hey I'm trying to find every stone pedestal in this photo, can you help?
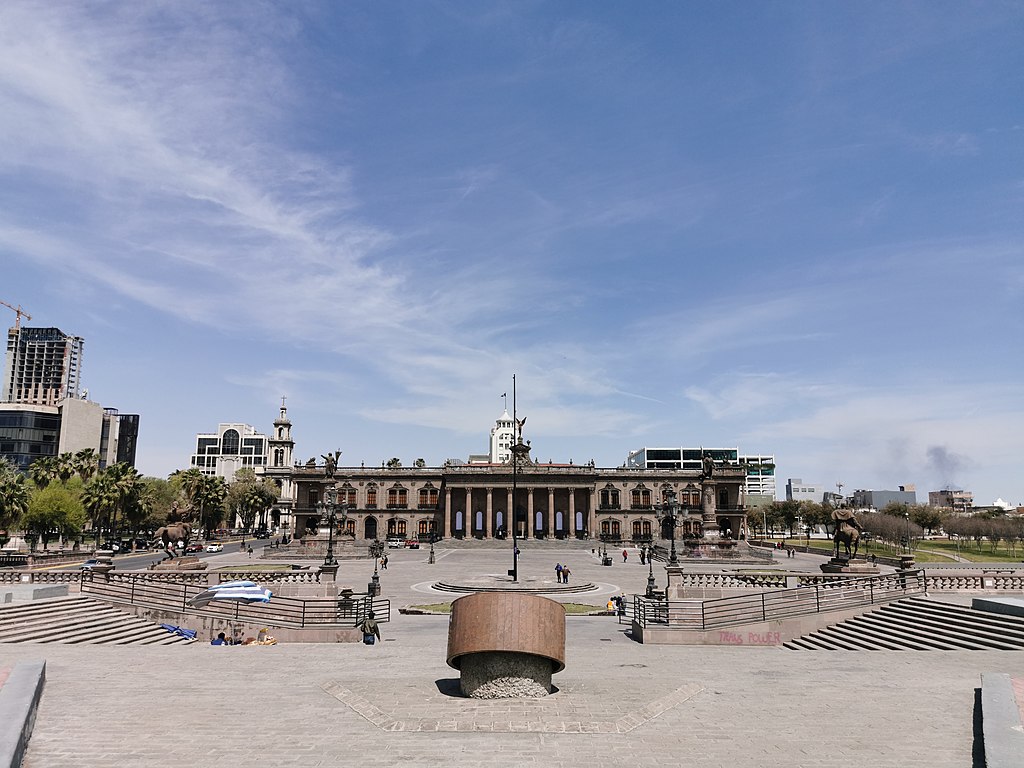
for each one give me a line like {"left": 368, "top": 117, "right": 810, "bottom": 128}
{"left": 319, "top": 562, "right": 339, "bottom": 583}
{"left": 151, "top": 555, "right": 207, "bottom": 571}
{"left": 447, "top": 592, "right": 565, "bottom": 698}
{"left": 820, "top": 557, "right": 880, "bottom": 574}
{"left": 91, "top": 550, "right": 116, "bottom": 576}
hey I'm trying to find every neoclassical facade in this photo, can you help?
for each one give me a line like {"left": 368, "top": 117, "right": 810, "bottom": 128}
{"left": 258, "top": 406, "right": 748, "bottom": 543}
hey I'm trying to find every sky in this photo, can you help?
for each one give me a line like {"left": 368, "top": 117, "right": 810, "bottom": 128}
{"left": 1, "top": 1, "right": 1022, "bottom": 505}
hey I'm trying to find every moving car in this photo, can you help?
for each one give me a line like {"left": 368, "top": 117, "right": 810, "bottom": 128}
{"left": 205, "top": 543, "right": 224, "bottom": 553}
{"left": 80, "top": 559, "right": 103, "bottom": 571}
{"left": 185, "top": 543, "right": 204, "bottom": 553}
{"left": 404, "top": 539, "right": 420, "bottom": 549}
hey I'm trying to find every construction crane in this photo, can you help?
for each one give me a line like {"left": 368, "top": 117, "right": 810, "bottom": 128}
{"left": 0, "top": 300, "right": 32, "bottom": 330}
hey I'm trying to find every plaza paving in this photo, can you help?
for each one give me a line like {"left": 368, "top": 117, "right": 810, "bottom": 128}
{"left": 4, "top": 543, "right": 1019, "bottom": 767}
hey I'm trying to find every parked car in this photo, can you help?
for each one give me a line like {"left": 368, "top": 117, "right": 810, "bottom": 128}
{"left": 205, "top": 543, "right": 224, "bottom": 553}
{"left": 404, "top": 539, "right": 420, "bottom": 549}
{"left": 386, "top": 538, "right": 404, "bottom": 549}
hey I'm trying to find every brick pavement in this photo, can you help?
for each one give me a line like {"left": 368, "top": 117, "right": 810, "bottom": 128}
{"left": 4, "top": 544, "right": 1016, "bottom": 767}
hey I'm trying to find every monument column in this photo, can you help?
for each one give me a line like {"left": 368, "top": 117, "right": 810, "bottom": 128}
{"left": 444, "top": 487, "right": 452, "bottom": 539}
{"left": 548, "top": 488, "right": 555, "bottom": 537}
{"left": 485, "top": 487, "right": 493, "bottom": 539}
{"left": 465, "top": 486, "right": 473, "bottom": 538}
{"left": 527, "top": 487, "right": 535, "bottom": 539}
{"left": 506, "top": 488, "right": 513, "bottom": 538}
{"left": 568, "top": 488, "right": 576, "bottom": 537}
{"left": 701, "top": 480, "right": 719, "bottom": 540}
{"left": 588, "top": 487, "right": 597, "bottom": 539}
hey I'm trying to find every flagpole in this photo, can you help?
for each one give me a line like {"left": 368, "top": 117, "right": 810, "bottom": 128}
{"left": 510, "top": 374, "right": 519, "bottom": 582}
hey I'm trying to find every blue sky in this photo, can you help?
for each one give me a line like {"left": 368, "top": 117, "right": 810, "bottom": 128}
{"left": 1, "top": 2, "right": 1022, "bottom": 504}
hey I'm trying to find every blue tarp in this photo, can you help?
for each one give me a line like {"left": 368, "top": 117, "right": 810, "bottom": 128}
{"left": 159, "top": 623, "right": 198, "bottom": 640}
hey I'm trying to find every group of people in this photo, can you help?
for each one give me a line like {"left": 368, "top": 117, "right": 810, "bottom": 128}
{"left": 210, "top": 628, "right": 277, "bottom": 646}
{"left": 553, "top": 562, "right": 572, "bottom": 583}
{"left": 606, "top": 594, "right": 627, "bottom": 615}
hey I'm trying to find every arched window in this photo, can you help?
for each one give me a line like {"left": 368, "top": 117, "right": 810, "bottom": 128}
{"left": 221, "top": 429, "right": 240, "bottom": 455}
{"left": 273, "top": 448, "right": 284, "bottom": 467}
{"left": 339, "top": 483, "right": 356, "bottom": 506}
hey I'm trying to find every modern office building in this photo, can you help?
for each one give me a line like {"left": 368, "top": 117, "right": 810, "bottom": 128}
{"left": 2, "top": 326, "right": 84, "bottom": 406}
{"left": 928, "top": 488, "right": 973, "bottom": 514}
{"left": 0, "top": 398, "right": 137, "bottom": 471}
{"left": 468, "top": 409, "right": 516, "bottom": 464}
{"left": 627, "top": 447, "right": 776, "bottom": 500}
{"left": 786, "top": 478, "right": 826, "bottom": 503}
{"left": 191, "top": 423, "right": 270, "bottom": 478}
{"left": 1, "top": 324, "right": 138, "bottom": 471}
{"left": 851, "top": 485, "right": 917, "bottom": 510}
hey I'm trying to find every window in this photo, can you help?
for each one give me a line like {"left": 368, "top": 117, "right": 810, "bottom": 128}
{"left": 221, "top": 429, "right": 240, "bottom": 455}
{"left": 418, "top": 486, "right": 439, "bottom": 508}
{"left": 630, "top": 487, "right": 652, "bottom": 509}
{"left": 600, "top": 487, "right": 620, "bottom": 509}
{"left": 387, "top": 487, "right": 408, "bottom": 509}
{"left": 366, "top": 485, "right": 377, "bottom": 508}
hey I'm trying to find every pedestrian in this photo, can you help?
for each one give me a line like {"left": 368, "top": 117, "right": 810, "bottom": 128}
{"left": 555, "top": 562, "right": 563, "bottom": 583}
{"left": 562, "top": 565, "right": 570, "bottom": 584}
{"left": 639, "top": 548, "right": 646, "bottom": 565}
{"left": 247, "top": 546, "right": 253, "bottom": 558}
{"left": 871, "top": 553, "right": 877, "bottom": 565}
{"left": 357, "top": 611, "right": 381, "bottom": 645}
{"left": 622, "top": 548, "right": 628, "bottom": 562}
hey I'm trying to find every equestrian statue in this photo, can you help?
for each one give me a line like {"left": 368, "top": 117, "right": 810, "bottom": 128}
{"left": 831, "top": 508, "right": 863, "bottom": 560}
{"left": 152, "top": 501, "right": 197, "bottom": 561}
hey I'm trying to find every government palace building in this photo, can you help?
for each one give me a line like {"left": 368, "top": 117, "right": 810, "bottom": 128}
{"left": 257, "top": 404, "right": 749, "bottom": 545}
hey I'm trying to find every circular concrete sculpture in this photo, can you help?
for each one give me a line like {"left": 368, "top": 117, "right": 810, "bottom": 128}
{"left": 446, "top": 592, "right": 566, "bottom": 699}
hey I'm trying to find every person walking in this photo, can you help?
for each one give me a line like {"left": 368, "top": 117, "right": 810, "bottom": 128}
{"left": 622, "top": 548, "right": 628, "bottom": 562}
{"left": 562, "top": 565, "right": 571, "bottom": 584}
{"left": 555, "top": 562, "right": 563, "bottom": 583}
{"left": 382, "top": 554, "right": 389, "bottom": 570}
{"left": 358, "top": 611, "right": 381, "bottom": 645}
{"left": 639, "top": 548, "right": 646, "bottom": 565}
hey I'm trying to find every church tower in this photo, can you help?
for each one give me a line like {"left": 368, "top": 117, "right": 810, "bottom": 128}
{"left": 268, "top": 399, "right": 294, "bottom": 469}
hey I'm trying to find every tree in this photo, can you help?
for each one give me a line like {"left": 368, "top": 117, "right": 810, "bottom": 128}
{"left": 226, "top": 468, "right": 278, "bottom": 532}
{"left": 28, "top": 456, "right": 57, "bottom": 489}
{"left": 0, "top": 459, "right": 30, "bottom": 535}
{"left": 909, "top": 504, "right": 944, "bottom": 535}
{"left": 23, "top": 483, "right": 86, "bottom": 549}
{"left": 82, "top": 473, "right": 117, "bottom": 544}
{"left": 54, "top": 452, "right": 77, "bottom": 485}
{"left": 74, "top": 448, "right": 99, "bottom": 483}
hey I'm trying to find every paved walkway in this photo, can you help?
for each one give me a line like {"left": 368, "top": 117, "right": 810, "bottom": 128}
{"left": 5, "top": 543, "right": 1017, "bottom": 767}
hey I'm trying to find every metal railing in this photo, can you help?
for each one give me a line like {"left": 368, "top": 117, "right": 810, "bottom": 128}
{"left": 631, "top": 570, "right": 927, "bottom": 630}
{"left": 76, "top": 572, "right": 390, "bottom": 627}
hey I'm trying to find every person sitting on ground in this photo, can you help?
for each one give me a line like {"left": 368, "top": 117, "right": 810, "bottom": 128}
{"left": 211, "top": 632, "right": 228, "bottom": 646}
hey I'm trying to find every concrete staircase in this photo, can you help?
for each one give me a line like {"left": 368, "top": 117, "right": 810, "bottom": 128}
{"left": 0, "top": 595, "right": 194, "bottom": 645}
{"left": 784, "top": 596, "right": 1024, "bottom": 651}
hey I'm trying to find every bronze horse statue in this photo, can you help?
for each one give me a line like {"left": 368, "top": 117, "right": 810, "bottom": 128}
{"left": 832, "top": 509, "right": 862, "bottom": 560}
{"left": 152, "top": 522, "right": 193, "bottom": 560}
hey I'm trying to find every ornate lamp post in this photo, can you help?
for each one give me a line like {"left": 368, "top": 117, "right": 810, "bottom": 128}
{"left": 654, "top": 489, "right": 681, "bottom": 567}
{"left": 315, "top": 486, "right": 348, "bottom": 572}
{"left": 428, "top": 532, "right": 436, "bottom": 564}
{"left": 646, "top": 544, "right": 657, "bottom": 597}
{"left": 368, "top": 539, "right": 385, "bottom": 596}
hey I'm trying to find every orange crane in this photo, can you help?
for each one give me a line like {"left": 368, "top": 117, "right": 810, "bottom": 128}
{"left": 0, "top": 300, "right": 32, "bottom": 330}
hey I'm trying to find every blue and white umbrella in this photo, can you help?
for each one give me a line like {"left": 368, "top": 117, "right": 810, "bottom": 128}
{"left": 188, "top": 580, "right": 272, "bottom": 608}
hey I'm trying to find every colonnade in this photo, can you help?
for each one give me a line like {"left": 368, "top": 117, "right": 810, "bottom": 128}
{"left": 441, "top": 485, "right": 594, "bottom": 539}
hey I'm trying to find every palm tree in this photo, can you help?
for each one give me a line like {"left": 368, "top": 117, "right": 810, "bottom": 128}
{"left": 29, "top": 456, "right": 57, "bottom": 489}
{"left": 0, "top": 459, "right": 30, "bottom": 533}
{"left": 82, "top": 473, "right": 117, "bottom": 545}
{"left": 105, "top": 463, "right": 145, "bottom": 542}
{"left": 74, "top": 448, "right": 99, "bottom": 483}
{"left": 55, "top": 452, "right": 77, "bottom": 484}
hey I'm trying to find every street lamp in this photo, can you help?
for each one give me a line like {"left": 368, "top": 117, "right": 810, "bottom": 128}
{"left": 315, "top": 486, "right": 348, "bottom": 570}
{"left": 654, "top": 489, "right": 681, "bottom": 567}
{"left": 646, "top": 543, "right": 657, "bottom": 597}
{"left": 368, "top": 539, "right": 385, "bottom": 595}
{"left": 428, "top": 532, "right": 436, "bottom": 564}
{"left": 904, "top": 511, "right": 911, "bottom": 554}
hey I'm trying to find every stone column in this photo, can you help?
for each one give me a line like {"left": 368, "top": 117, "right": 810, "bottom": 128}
{"left": 506, "top": 488, "right": 513, "bottom": 538}
{"left": 701, "top": 480, "right": 719, "bottom": 540}
{"left": 527, "top": 488, "right": 535, "bottom": 539}
{"left": 485, "top": 488, "right": 493, "bottom": 539}
{"left": 568, "top": 488, "right": 576, "bottom": 537}
{"left": 444, "top": 487, "right": 452, "bottom": 539}
{"left": 588, "top": 487, "right": 597, "bottom": 539}
{"left": 465, "top": 487, "right": 473, "bottom": 538}
{"left": 548, "top": 488, "right": 555, "bottom": 537}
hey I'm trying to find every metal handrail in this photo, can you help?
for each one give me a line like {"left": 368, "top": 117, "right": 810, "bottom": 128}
{"left": 78, "top": 572, "right": 390, "bottom": 626}
{"left": 631, "top": 570, "right": 926, "bottom": 630}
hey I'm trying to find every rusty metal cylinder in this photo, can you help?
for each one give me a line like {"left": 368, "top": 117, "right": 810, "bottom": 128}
{"left": 447, "top": 592, "right": 566, "bottom": 691}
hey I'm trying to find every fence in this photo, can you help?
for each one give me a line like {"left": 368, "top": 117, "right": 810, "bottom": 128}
{"left": 631, "top": 570, "right": 927, "bottom": 630}
{"left": 69, "top": 572, "right": 390, "bottom": 627}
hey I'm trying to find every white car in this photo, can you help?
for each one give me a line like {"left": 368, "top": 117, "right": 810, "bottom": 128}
{"left": 205, "top": 543, "right": 224, "bottom": 553}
